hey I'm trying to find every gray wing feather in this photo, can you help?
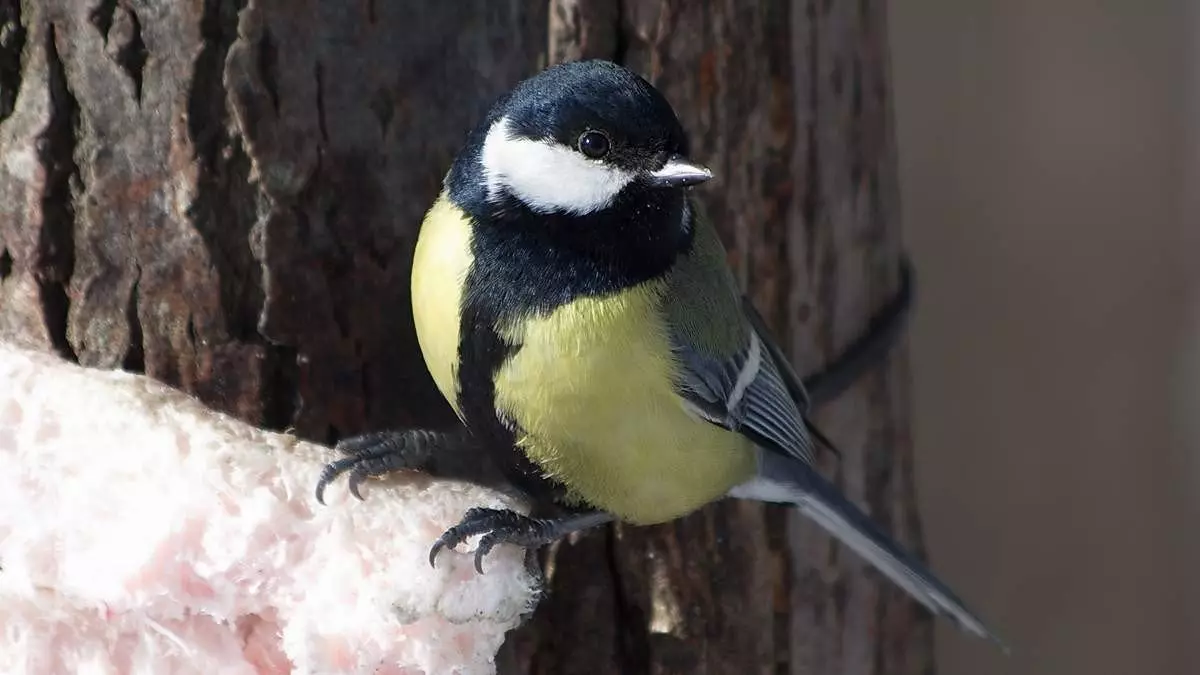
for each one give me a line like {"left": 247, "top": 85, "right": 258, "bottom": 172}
{"left": 673, "top": 328, "right": 817, "bottom": 465}
{"left": 741, "top": 298, "right": 811, "bottom": 413}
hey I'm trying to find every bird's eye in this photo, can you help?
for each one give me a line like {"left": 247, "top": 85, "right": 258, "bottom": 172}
{"left": 577, "top": 130, "right": 611, "bottom": 159}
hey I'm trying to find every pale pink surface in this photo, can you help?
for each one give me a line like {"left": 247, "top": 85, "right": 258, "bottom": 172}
{"left": 0, "top": 343, "right": 537, "bottom": 675}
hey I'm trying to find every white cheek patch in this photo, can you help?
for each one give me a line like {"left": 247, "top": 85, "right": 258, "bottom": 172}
{"left": 480, "top": 117, "right": 636, "bottom": 216}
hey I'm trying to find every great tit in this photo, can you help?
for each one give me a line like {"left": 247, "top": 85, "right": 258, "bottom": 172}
{"left": 316, "top": 59, "right": 1003, "bottom": 647}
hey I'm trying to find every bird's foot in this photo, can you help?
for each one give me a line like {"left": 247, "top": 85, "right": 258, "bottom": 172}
{"left": 429, "top": 507, "right": 559, "bottom": 575}
{"left": 315, "top": 430, "right": 439, "bottom": 504}
{"left": 429, "top": 507, "right": 614, "bottom": 575}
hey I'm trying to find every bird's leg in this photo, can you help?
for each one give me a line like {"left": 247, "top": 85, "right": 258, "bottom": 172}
{"left": 315, "top": 428, "right": 507, "bottom": 504}
{"left": 429, "top": 507, "right": 614, "bottom": 575}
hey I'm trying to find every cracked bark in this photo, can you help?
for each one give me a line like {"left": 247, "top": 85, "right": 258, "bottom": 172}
{"left": 0, "top": 1, "right": 931, "bottom": 673}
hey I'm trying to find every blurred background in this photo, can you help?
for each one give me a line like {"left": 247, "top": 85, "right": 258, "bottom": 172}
{"left": 889, "top": 2, "right": 1198, "bottom": 674}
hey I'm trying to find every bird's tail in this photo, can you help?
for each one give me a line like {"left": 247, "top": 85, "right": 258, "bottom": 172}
{"left": 749, "top": 450, "right": 1008, "bottom": 651}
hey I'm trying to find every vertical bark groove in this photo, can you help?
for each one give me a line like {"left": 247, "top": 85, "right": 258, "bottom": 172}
{"left": 39, "top": 22, "right": 79, "bottom": 362}
{"left": 187, "top": 0, "right": 259, "bottom": 345}
{"left": 86, "top": 0, "right": 116, "bottom": 41}
{"left": 109, "top": 5, "right": 147, "bottom": 103}
{"left": 0, "top": 0, "right": 25, "bottom": 125}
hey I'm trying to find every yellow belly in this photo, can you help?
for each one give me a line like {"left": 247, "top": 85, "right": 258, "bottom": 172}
{"left": 493, "top": 282, "right": 757, "bottom": 524}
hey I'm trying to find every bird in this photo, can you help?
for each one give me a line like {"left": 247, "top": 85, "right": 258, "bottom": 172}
{"left": 315, "top": 58, "right": 1004, "bottom": 649}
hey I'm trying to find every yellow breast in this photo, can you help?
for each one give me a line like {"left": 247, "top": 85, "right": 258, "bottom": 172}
{"left": 493, "top": 283, "right": 757, "bottom": 524}
{"left": 411, "top": 194, "right": 473, "bottom": 419}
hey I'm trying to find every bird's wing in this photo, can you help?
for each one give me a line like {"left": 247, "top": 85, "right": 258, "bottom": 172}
{"left": 741, "top": 296, "right": 811, "bottom": 414}
{"left": 671, "top": 319, "right": 818, "bottom": 465}
{"left": 664, "top": 203, "right": 817, "bottom": 465}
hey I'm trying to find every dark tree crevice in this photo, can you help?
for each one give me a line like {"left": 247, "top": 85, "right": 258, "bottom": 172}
{"left": 256, "top": 25, "right": 279, "bottom": 114}
{"left": 87, "top": 0, "right": 117, "bottom": 42}
{"left": 261, "top": 343, "right": 300, "bottom": 432}
{"left": 113, "top": 6, "right": 148, "bottom": 103}
{"left": 39, "top": 23, "right": 80, "bottom": 363}
{"left": 313, "top": 62, "right": 329, "bottom": 144}
{"left": 122, "top": 270, "right": 145, "bottom": 372}
{"left": 0, "top": 0, "right": 26, "bottom": 125}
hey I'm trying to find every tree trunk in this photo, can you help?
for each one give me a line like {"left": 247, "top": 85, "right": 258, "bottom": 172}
{"left": 0, "top": 1, "right": 931, "bottom": 673}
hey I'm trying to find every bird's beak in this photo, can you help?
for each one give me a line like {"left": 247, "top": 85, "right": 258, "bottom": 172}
{"left": 646, "top": 156, "right": 713, "bottom": 188}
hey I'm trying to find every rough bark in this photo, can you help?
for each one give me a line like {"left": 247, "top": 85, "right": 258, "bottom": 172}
{"left": 0, "top": 1, "right": 931, "bottom": 673}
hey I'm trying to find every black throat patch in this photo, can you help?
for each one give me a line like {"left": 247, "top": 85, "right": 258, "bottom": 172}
{"left": 447, "top": 176, "right": 694, "bottom": 506}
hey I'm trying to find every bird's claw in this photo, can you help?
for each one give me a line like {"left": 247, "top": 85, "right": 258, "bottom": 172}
{"left": 314, "top": 431, "right": 432, "bottom": 505}
{"left": 429, "top": 507, "right": 556, "bottom": 574}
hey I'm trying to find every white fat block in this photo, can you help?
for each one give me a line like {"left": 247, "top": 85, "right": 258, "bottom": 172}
{"left": 0, "top": 342, "right": 537, "bottom": 675}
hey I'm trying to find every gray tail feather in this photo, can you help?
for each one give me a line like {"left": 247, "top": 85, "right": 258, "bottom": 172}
{"left": 755, "top": 451, "right": 1009, "bottom": 651}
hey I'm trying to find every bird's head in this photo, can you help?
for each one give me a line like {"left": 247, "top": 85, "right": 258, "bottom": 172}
{"left": 451, "top": 59, "right": 711, "bottom": 218}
